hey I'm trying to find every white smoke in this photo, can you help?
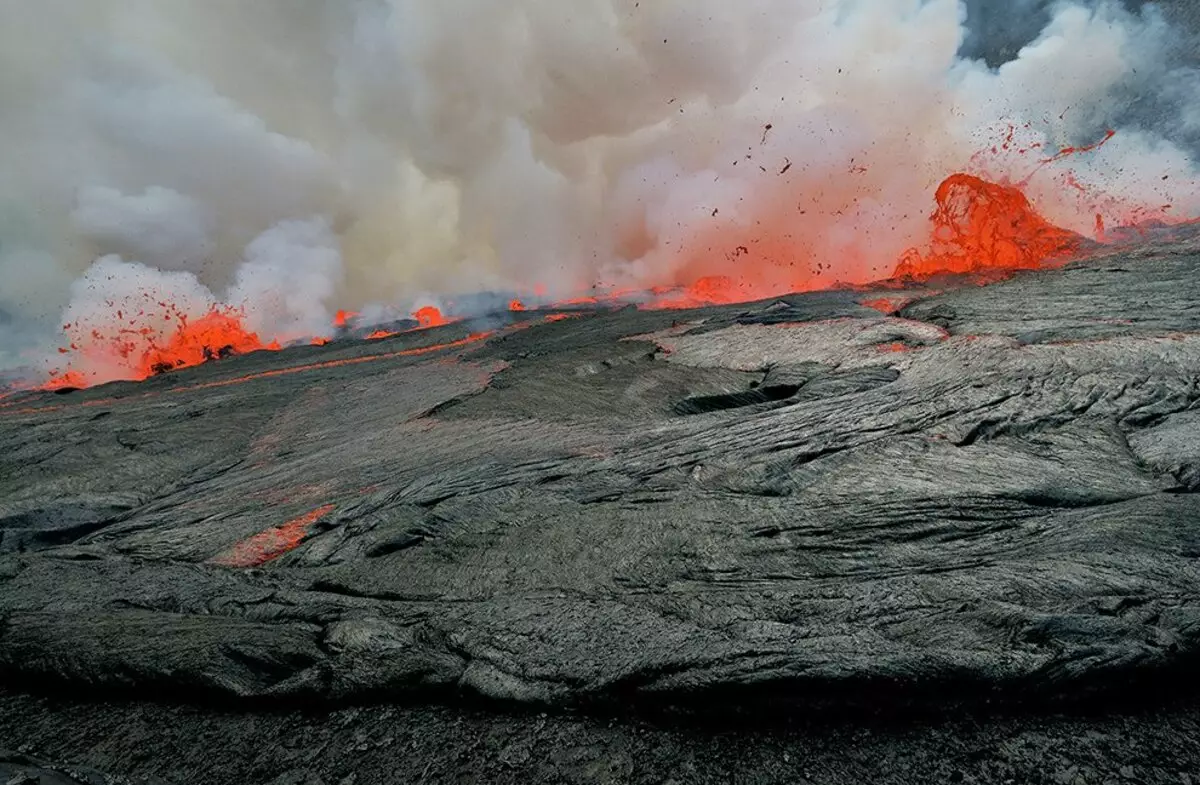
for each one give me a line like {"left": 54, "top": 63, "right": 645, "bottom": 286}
{"left": 0, "top": 0, "right": 1197, "bottom": 382}
{"left": 229, "top": 217, "right": 342, "bottom": 342}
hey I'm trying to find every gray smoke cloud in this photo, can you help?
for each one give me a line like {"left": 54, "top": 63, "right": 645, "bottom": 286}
{"left": 1, "top": 0, "right": 1197, "bottom": 384}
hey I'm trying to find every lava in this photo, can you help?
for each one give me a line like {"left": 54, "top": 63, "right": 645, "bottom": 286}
{"left": 20, "top": 136, "right": 1197, "bottom": 396}
{"left": 860, "top": 296, "right": 917, "bottom": 315}
{"left": 38, "top": 302, "right": 464, "bottom": 392}
{"left": 210, "top": 503, "right": 335, "bottom": 567}
{"left": 41, "top": 306, "right": 269, "bottom": 391}
{"left": 892, "top": 174, "right": 1086, "bottom": 280}
{"left": 414, "top": 306, "right": 449, "bottom": 328}
{"left": 3, "top": 330, "right": 500, "bottom": 418}
{"left": 1043, "top": 129, "right": 1116, "bottom": 165}
{"left": 139, "top": 311, "right": 267, "bottom": 377}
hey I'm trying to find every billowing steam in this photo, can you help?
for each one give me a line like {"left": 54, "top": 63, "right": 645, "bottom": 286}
{"left": 0, "top": 0, "right": 1197, "bottom": 383}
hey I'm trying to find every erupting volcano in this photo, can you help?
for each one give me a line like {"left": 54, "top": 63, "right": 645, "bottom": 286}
{"left": 8, "top": 2, "right": 1200, "bottom": 783}
{"left": 26, "top": 158, "right": 1191, "bottom": 393}
{"left": 39, "top": 301, "right": 460, "bottom": 390}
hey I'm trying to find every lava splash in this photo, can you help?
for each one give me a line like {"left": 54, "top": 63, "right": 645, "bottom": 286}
{"left": 141, "top": 311, "right": 272, "bottom": 377}
{"left": 45, "top": 306, "right": 269, "bottom": 390}
{"left": 893, "top": 174, "right": 1086, "bottom": 280}
{"left": 24, "top": 165, "right": 1186, "bottom": 394}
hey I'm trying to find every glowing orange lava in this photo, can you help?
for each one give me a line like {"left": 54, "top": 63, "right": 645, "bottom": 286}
{"left": 23, "top": 127, "right": 1195, "bottom": 398}
{"left": 860, "top": 296, "right": 916, "bottom": 315}
{"left": 414, "top": 306, "right": 449, "bottom": 328}
{"left": 139, "top": 311, "right": 267, "bottom": 377}
{"left": 892, "top": 174, "right": 1085, "bottom": 280}
{"left": 41, "top": 306, "right": 269, "bottom": 390}
{"left": 210, "top": 503, "right": 335, "bottom": 567}
{"left": 5, "top": 331, "right": 499, "bottom": 417}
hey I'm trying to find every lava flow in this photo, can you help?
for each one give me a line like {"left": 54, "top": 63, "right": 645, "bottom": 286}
{"left": 210, "top": 503, "right": 336, "bottom": 568}
{"left": 24, "top": 149, "right": 1194, "bottom": 395}
{"left": 41, "top": 303, "right": 460, "bottom": 390}
{"left": 141, "top": 311, "right": 273, "bottom": 377}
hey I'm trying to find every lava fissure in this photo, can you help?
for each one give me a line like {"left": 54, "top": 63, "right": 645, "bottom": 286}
{"left": 14, "top": 154, "right": 1200, "bottom": 396}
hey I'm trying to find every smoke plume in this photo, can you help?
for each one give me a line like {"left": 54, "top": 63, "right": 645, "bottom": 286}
{"left": 1, "top": 0, "right": 1197, "bottom": 381}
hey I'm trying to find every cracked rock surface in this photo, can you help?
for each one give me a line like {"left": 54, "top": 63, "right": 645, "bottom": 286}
{"left": 3, "top": 238, "right": 1200, "bottom": 782}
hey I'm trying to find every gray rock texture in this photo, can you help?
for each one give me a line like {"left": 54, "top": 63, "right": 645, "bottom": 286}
{"left": 4, "top": 235, "right": 1200, "bottom": 782}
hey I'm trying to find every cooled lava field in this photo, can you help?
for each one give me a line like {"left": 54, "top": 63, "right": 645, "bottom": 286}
{"left": 4, "top": 234, "right": 1200, "bottom": 783}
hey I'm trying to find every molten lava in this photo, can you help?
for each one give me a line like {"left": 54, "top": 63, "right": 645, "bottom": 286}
{"left": 414, "top": 306, "right": 449, "bottom": 328}
{"left": 42, "top": 306, "right": 269, "bottom": 390}
{"left": 210, "top": 504, "right": 336, "bottom": 568}
{"left": 139, "top": 311, "right": 267, "bottom": 377}
{"left": 24, "top": 132, "right": 1195, "bottom": 397}
{"left": 892, "top": 174, "right": 1085, "bottom": 280}
{"left": 860, "top": 296, "right": 917, "bottom": 315}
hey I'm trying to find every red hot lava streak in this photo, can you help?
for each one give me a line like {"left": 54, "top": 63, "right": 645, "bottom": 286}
{"left": 210, "top": 503, "right": 336, "bottom": 567}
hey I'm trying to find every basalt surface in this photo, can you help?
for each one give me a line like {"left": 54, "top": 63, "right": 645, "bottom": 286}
{"left": 4, "top": 238, "right": 1200, "bottom": 783}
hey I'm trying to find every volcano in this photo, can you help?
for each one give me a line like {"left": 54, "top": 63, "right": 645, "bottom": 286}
{"left": 5, "top": 221, "right": 1200, "bottom": 782}
{"left": 29, "top": 172, "right": 1109, "bottom": 393}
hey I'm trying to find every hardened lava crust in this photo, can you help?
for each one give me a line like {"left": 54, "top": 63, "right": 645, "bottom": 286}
{"left": 4, "top": 236, "right": 1200, "bottom": 783}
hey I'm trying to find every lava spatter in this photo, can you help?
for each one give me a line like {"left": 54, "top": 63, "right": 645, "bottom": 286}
{"left": 414, "top": 306, "right": 449, "bottom": 328}
{"left": 139, "top": 311, "right": 267, "bottom": 377}
{"left": 42, "top": 305, "right": 269, "bottom": 390}
{"left": 892, "top": 174, "right": 1086, "bottom": 280}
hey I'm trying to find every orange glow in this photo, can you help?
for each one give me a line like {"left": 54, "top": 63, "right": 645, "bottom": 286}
{"left": 24, "top": 123, "right": 1196, "bottom": 397}
{"left": 41, "top": 370, "right": 88, "bottom": 391}
{"left": 5, "top": 331, "right": 499, "bottom": 417}
{"left": 42, "top": 306, "right": 269, "bottom": 391}
{"left": 892, "top": 174, "right": 1084, "bottom": 280}
{"left": 860, "top": 296, "right": 915, "bottom": 314}
{"left": 138, "top": 310, "right": 266, "bottom": 377}
{"left": 413, "top": 305, "right": 449, "bottom": 328}
{"left": 210, "top": 504, "right": 335, "bottom": 567}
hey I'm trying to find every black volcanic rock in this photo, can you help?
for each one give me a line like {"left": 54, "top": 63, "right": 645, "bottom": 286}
{"left": 4, "top": 241, "right": 1200, "bottom": 781}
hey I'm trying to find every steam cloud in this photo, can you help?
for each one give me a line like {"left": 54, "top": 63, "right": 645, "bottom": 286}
{"left": 1, "top": 0, "right": 1197, "bottom": 380}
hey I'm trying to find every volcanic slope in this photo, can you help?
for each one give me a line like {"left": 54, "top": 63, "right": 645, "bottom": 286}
{"left": 5, "top": 237, "right": 1200, "bottom": 781}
